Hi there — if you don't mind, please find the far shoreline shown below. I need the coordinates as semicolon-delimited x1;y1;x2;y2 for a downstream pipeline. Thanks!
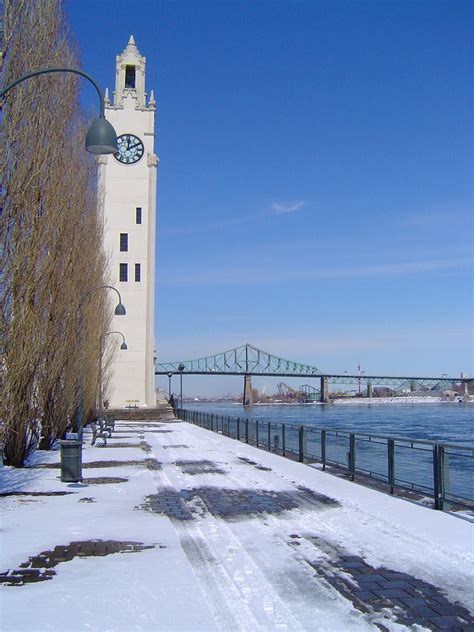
188;396;471;406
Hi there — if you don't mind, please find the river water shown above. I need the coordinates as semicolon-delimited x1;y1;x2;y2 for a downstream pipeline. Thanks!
188;401;473;445
184;401;473;504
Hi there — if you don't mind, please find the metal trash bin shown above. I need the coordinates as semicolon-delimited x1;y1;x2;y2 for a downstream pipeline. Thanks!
59;439;83;483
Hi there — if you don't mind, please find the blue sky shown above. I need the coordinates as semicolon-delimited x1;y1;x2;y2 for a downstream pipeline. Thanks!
67;0;472;396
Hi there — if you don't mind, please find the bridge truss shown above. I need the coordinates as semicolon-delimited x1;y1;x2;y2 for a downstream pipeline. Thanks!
155;343;464;390
156;343;322;377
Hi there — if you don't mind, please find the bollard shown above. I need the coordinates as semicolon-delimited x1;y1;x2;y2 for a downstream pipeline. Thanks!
59;439;83;483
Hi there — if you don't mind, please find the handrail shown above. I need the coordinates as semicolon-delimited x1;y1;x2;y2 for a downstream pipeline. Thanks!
175;407;474;512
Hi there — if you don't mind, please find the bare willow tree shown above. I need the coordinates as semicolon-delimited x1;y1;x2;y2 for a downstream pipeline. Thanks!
1;0;111;464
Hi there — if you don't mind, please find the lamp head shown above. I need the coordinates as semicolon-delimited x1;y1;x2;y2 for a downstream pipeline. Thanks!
120;342;128;350
86;116;118;154
178;363;185;373
168;372;173;378
115;303;126;316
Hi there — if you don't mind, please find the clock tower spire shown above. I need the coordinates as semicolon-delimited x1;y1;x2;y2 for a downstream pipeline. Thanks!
99;37;158;408
112;34;148;109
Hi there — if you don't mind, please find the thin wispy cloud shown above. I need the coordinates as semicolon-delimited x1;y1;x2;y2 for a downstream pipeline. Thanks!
402;211;472;227
271;200;306;215
159;212;266;238
159;200;307;238
158;256;473;286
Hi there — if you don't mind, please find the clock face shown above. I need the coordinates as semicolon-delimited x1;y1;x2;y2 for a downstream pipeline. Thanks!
114;134;144;165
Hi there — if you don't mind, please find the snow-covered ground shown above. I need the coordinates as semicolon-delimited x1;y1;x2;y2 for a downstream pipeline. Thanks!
334;396;453;405
1;419;473;631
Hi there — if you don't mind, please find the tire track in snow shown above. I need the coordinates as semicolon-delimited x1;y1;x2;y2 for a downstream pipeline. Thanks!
146;430;305;631
145;426;373;631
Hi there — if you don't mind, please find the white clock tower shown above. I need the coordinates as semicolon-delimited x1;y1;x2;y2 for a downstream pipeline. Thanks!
99;36;157;407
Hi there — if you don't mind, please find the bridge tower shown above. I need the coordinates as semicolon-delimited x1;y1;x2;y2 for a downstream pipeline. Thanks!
320;377;329;403
243;375;253;406
99;36;158;407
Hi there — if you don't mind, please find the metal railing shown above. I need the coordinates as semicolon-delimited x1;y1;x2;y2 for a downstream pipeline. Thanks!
176;408;474;511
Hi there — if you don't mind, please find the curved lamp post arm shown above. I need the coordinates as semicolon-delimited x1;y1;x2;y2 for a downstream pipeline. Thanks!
98;331;127;423
77;285;126;440
1;67;106;116
79;285;124;311
100;330;126;346
1;68;117;154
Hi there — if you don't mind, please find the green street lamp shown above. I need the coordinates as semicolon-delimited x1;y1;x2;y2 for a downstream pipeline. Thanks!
98;331;127;427
178;363;185;410
0;67;118;154
77;285;126;442
59;286;125;484
167;372;173;400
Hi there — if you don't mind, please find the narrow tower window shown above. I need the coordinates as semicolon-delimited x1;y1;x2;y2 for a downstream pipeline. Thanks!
120;233;128;251
119;263;128;282
136;207;142;224
125;65;136;89
135;263;141;282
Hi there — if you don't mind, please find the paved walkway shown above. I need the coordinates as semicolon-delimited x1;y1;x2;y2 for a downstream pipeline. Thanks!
1;417;473;631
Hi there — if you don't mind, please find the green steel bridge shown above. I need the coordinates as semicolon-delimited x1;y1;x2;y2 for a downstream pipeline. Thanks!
155;343;470;403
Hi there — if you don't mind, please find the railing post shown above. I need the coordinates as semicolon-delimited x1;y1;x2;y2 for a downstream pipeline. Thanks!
298;426;305;462
256;420;259;447
388;439;395;494
237;418;240;440
273;432;280;452
268;422;271;451
282;424;286;456
245;419;249;444
349;433;355;481
433;443;445;510
321;430;326;470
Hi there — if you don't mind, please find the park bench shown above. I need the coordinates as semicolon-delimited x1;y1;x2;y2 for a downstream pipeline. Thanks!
90;421;108;446
90;414;115;447
125;400;139;410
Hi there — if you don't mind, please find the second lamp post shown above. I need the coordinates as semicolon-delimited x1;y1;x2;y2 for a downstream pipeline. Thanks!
98;331;127;425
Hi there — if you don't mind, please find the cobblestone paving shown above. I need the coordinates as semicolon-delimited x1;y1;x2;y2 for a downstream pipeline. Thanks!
141;485;340;521
163;444;189;449
301;536;474;631
0;540;159;586
103;434;136;439
38;458;161;471
174;460;226;475
82;459;135;468
82;477;128;484
237;456;272;471
0;490;72;497
102;442;141;449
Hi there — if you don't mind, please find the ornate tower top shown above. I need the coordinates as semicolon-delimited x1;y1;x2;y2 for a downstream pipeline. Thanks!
111;35;154;109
